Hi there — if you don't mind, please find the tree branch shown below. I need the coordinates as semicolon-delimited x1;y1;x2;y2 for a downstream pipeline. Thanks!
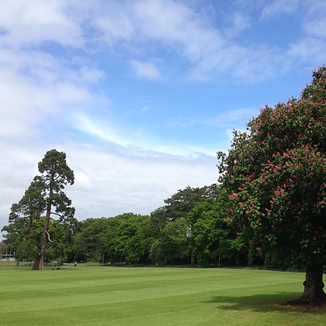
45;231;52;242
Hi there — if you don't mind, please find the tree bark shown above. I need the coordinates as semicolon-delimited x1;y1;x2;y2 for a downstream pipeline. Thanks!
290;257;326;305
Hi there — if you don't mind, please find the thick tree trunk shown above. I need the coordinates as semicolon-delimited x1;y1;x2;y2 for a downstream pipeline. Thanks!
300;260;326;304
32;252;44;270
290;257;326;305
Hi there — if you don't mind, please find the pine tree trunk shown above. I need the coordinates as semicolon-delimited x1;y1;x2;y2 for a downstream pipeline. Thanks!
32;207;51;270
32;252;44;270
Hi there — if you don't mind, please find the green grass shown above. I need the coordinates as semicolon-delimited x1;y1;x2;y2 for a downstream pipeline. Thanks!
0;263;324;325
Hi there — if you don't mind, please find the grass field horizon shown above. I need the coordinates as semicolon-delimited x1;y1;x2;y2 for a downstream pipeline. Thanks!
1;263;325;325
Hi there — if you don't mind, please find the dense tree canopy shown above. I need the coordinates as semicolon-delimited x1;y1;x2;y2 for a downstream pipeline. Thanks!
188;194;246;267
218;67;326;304
150;184;222;265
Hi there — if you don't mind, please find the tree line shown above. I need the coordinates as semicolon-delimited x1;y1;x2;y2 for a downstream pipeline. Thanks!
1;67;326;305
1;180;247;268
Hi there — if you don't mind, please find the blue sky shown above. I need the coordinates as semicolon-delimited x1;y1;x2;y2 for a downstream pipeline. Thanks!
1;0;325;236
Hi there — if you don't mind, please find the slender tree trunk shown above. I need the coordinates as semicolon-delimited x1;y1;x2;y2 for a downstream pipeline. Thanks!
191;251;196;265
290;257;326;305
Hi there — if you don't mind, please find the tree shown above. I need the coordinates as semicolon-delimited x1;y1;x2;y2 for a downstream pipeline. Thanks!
217;67;326;304
3;149;75;269
32;149;75;270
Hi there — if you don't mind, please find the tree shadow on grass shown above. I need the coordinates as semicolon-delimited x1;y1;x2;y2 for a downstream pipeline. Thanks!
206;293;326;314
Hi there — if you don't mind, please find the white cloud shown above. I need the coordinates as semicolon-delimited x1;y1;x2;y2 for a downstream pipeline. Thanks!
130;60;162;80
288;38;326;64
0;0;82;47
302;1;326;40
287;1;326;64
171;107;260;129
303;20;326;39
0;141;217;235
71;143;216;216
0;43;108;140
95;8;135;43
73;113;216;157
132;0;227;79
74;114;131;147
261;0;299;19
223;12;251;38
65;144;216;218
79;66;106;83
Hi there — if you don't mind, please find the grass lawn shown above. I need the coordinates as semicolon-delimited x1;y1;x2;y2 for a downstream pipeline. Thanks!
0;263;324;325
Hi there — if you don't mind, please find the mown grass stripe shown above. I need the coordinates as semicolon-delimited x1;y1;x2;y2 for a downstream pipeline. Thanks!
0;264;324;325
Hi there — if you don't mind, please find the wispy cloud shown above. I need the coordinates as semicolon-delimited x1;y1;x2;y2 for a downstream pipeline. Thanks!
73;113;215;157
223;12;251;38
261;0;299;19
74;114;132;147
130;60;162;80
170;107;260;128
302;1;326;39
287;1;326;65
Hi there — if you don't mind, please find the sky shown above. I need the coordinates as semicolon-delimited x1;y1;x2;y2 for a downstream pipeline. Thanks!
1;0;326;238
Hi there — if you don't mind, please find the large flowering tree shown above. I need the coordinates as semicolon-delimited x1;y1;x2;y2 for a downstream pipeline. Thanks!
218;67;326;305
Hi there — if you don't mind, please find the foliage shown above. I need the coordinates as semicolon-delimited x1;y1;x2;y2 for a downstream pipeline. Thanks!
217;67;326;269
73;218;109;262
37;149;75;219
108;213;155;264
188;196;246;266
2;180;45;253
74;214;155;264
150;184;220;265
0;241;9;254
188;198;221;266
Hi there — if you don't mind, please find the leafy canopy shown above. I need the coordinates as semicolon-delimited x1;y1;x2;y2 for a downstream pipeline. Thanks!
218;67;326;268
